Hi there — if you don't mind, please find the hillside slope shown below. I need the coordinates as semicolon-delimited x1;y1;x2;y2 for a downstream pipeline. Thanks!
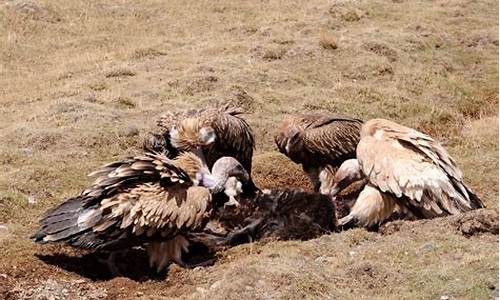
0;0;498;299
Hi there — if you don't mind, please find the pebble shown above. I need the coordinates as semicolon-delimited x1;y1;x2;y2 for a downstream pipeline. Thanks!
210;280;222;290
27;194;37;204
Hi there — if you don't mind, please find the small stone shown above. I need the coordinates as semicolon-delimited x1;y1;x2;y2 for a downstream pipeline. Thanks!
315;256;334;263
440;296;450;300
196;287;207;294
0;274;7;279
0;225;7;231
349;251;356;256
417;243;437;256
27;194;37;204
210;280;222;290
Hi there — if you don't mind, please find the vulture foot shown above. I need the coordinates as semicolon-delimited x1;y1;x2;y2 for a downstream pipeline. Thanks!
224;196;241;208
337;215;358;230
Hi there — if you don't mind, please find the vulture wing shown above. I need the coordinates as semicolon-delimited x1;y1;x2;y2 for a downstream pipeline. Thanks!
32;152;211;251
301;115;362;166
275;114;362;167
207;106;255;173
357;120;484;218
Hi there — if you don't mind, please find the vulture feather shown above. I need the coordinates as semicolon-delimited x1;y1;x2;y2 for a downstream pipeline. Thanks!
146;104;256;192
275;113;362;191
328;119;484;228
32;152;249;273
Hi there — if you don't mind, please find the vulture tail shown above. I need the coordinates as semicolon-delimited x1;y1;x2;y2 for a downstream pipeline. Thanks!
31;196;101;246
464;185;485;210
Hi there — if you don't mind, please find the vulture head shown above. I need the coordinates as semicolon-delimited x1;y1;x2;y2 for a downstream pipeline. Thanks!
170;117;216;152
203;157;250;197
329;159;364;196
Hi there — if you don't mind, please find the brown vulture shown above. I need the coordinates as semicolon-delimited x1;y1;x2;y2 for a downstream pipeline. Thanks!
274;113;362;191
32;152;249;273
327;118;484;228
145;104;256;192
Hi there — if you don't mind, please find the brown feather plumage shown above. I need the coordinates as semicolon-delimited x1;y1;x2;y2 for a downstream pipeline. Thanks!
32;151;213;272
275;113;362;190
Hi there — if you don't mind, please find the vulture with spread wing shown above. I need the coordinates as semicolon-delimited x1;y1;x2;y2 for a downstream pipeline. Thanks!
32;152;249;273
275;113;362;191
328;119;484;228
145;104;256;192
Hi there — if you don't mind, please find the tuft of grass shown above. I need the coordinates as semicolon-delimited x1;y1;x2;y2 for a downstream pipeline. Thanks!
132;47;167;59
115;96;136;108
105;68;136;78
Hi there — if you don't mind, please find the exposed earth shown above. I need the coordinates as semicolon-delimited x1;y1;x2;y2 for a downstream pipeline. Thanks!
0;0;498;299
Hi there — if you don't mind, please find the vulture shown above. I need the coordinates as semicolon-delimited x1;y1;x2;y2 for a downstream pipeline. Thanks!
327;118;484;228
32;152;249;274
145;104;256;192
188;189;336;252
274;113;362;191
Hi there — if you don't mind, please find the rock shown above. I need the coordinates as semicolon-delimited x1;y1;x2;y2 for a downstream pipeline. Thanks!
315;256;335;264
210;280;222;290
417;242;437;256
27;194;37;204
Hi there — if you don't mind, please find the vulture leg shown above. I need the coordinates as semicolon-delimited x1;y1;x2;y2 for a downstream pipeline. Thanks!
224;196;241;208
337;215;358;230
303;165;321;192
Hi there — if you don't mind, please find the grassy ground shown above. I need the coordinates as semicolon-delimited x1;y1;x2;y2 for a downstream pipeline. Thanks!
0;0;498;299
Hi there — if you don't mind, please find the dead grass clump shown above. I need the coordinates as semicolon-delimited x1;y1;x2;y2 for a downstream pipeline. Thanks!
319;32;338;50
363;41;398;62
455;95;498;120
6;1;62;23
341;10;361;22
115;96;136;108
132;47;167;59
105;68;136;78
9;126;64;151
88;82;108;92
172;75;219;96
262;47;288;61
222;85;256;113
342;60;394;80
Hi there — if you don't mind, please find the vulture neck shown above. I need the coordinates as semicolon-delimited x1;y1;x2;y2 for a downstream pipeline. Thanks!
191;147;208;166
211;173;229;194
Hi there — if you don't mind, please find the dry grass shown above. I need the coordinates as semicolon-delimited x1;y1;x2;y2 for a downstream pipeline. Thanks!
0;0;498;299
